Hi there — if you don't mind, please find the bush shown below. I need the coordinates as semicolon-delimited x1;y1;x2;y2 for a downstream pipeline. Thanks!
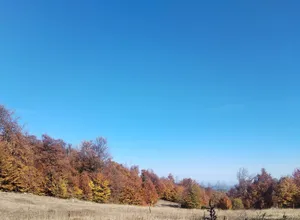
218;196;232;210
232;198;244;210
181;183;202;209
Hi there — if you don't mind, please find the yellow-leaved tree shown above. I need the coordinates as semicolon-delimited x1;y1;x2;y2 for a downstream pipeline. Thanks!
0;141;43;193
89;173;111;203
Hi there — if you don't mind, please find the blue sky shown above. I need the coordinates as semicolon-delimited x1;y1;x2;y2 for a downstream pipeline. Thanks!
1;0;300;184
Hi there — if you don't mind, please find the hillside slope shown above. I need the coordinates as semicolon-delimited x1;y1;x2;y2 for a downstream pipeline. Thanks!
0;191;196;220
0;192;299;220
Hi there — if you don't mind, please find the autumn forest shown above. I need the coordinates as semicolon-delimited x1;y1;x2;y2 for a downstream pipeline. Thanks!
0;104;300;210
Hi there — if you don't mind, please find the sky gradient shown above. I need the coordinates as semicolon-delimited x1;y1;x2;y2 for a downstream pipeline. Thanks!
1;0;300;184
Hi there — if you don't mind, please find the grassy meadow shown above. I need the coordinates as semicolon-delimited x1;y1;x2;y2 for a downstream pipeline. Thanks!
1;192;300;220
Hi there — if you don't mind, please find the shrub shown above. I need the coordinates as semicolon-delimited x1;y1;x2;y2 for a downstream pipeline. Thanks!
181;183;202;209
218;195;232;210
232;198;244;210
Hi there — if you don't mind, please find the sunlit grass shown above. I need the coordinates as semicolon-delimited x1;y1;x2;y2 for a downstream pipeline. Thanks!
1;192;300;220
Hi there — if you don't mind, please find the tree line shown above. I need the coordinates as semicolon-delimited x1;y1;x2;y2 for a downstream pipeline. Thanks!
0;104;299;210
229;167;300;209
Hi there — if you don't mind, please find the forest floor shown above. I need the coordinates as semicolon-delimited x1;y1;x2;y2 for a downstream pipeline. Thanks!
0;192;300;220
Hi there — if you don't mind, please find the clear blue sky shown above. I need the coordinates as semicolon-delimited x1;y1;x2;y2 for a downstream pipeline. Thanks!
1;0;300;184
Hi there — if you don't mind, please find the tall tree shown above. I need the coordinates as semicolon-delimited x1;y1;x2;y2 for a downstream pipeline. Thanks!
275;177;297;208
0;105;22;142
141;170;159;205
249;168;275;209
89;173;111;203
181;180;203;209
79;137;111;173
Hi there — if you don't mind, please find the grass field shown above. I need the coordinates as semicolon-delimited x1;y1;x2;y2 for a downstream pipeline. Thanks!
1;192;300;220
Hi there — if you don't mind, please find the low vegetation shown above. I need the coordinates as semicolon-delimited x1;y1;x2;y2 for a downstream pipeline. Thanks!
2;192;300;220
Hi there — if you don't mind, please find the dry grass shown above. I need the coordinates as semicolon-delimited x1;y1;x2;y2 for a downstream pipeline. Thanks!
1;192;300;220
